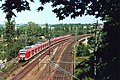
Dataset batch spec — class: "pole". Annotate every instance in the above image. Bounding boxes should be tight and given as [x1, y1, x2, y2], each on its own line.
[48, 25, 51, 78]
[73, 26, 77, 79]
[94, 20, 98, 77]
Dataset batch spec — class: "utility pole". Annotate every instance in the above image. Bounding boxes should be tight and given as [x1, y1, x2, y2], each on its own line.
[94, 20, 98, 77]
[95, 20, 98, 52]
[73, 26, 78, 79]
[74, 26, 77, 42]
[75, 26, 77, 42]
[48, 25, 51, 78]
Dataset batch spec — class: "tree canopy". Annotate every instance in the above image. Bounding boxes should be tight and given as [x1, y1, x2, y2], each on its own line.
[0, 0, 120, 22]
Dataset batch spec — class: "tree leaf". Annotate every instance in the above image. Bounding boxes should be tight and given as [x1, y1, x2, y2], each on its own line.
[30, 0, 34, 2]
[37, 6, 44, 11]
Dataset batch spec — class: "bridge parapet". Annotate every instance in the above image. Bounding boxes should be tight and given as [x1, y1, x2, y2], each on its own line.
[78, 36, 90, 45]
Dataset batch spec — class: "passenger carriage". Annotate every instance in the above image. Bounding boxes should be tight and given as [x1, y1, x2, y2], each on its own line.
[18, 35, 71, 61]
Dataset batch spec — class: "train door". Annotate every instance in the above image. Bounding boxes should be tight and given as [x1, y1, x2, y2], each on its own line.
[45, 43, 47, 48]
[42, 44, 44, 50]
[32, 50, 34, 55]
[47, 43, 48, 47]
[38, 47, 40, 52]
[40, 46, 42, 51]
[35, 48, 37, 53]
[30, 51, 32, 57]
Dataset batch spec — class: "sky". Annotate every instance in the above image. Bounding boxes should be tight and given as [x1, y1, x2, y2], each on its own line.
[0, 1, 103, 24]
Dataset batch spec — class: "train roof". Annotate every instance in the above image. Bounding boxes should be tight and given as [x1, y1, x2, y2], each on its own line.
[21, 42, 42, 50]
[32, 42, 42, 46]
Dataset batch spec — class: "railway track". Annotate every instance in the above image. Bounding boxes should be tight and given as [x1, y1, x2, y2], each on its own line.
[35, 34, 92, 80]
[36, 39, 74, 80]
[51, 40, 74, 80]
[11, 34, 93, 80]
[12, 40, 66, 80]
[36, 39, 72, 80]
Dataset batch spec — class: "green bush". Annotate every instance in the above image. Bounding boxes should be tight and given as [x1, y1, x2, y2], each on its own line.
[74, 37, 95, 80]
[76, 44, 91, 57]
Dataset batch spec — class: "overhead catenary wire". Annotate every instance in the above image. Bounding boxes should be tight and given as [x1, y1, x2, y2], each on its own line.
[47, 60, 80, 80]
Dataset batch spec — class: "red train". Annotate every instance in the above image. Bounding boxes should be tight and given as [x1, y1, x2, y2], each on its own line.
[18, 35, 71, 61]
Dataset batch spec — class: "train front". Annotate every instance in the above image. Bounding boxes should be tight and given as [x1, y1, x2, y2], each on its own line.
[18, 46, 33, 61]
[18, 49, 27, 61]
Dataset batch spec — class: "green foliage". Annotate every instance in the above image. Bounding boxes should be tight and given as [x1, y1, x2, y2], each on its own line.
[4, 39, 24, 60]
[88, 37, 95, 48]
[18, 22, 42, 36]
[74, 56, 94, 80]
[1, 62, 17, 73]
[27, 22, 42, 36]
[0, 26, 5, 37]
[51, 23, 95, 37]
[74, 37, 95, 80]
[0, 21, 45, 61]
[17, 22, 43, 46]
[76, 44, 91, 57]
[4, 19, 15, 42]
[94, 20, 120, 80]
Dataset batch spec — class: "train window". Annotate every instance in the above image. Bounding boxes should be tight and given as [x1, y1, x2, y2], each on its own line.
[32, 50, 34, 54]
[35, 49, 37, 53]
[44, 44, 45, 48]
[20, 51, 26, 53]
[37, 48, 39, 51]
[40, 46, 41, 50]
[45, 44, 46, 47]
[20, 53, 25, 56]
[41, 46, 42, 50]
[44, 44, 45, 47]
[38, 47, 40, 51]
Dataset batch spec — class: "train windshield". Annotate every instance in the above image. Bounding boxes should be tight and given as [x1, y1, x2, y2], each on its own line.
[20, 53, 25, 56]
[20, 50, 26, 57]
